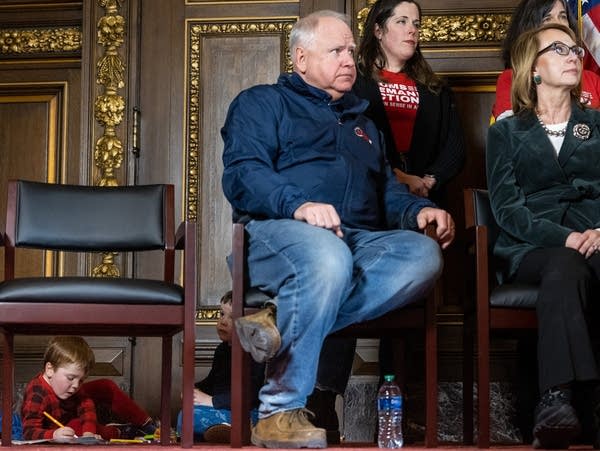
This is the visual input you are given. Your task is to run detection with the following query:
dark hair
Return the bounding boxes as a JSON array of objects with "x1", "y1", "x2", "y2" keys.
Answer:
[
  {"x1": 356, "y1": 0, "x2": 443, "y2": 93},
  {"x1": 220, "y1": 290, "x2": 232, "y2": 305},
  {"x1": 511, "y1": 23, "x2": 581, "y2": 114},
  {"x1": 502, "y1": 0, "x2": 577, "y2": 67}
]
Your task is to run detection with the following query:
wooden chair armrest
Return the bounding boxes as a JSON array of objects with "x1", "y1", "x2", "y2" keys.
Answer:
[{"x1": 423, "y1": 222, "x2": 436, "y2": 239}]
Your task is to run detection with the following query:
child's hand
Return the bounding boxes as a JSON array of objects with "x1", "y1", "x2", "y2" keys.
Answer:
[
  {"x1": 53, "y1": 426, "x2": 77, "y2": 439},
  {"x1": 193, "y1": 388, "x2": 213, "y2": 406},
  {"x1": 82, "y1": 432, "x2": 102, "y2": 439}
]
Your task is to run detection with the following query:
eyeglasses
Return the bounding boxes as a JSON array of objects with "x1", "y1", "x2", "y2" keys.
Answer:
[{"x1": 537, "y1": 41, "x2": 585, "y2": 59}]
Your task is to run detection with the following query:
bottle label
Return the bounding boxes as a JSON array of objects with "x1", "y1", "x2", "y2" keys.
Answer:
[{"x1": 378, "y1": 395, "x2": 403, "y2": 410}]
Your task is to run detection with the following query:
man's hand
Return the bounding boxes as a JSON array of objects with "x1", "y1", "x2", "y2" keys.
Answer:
[
  {"x1": 293, "y1": 202, "x2": 343, "y2": 237},
  {"x1": 416, "y1": 207, "x2": 455, "y2": 249}
]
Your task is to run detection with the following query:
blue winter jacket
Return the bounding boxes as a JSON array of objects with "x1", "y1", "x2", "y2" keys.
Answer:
[{"x1": 221, "y1": 72, "x2": 436, "y2": 231}]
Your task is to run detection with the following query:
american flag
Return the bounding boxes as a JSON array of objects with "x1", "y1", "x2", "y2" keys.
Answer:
[{"x1": 570, "y1": 0, "x2": 600, "y2": 73}]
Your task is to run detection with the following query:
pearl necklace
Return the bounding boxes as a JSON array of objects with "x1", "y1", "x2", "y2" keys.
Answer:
[{"x1": 536, "y1": 112, "x2": 567, "y2": 137}]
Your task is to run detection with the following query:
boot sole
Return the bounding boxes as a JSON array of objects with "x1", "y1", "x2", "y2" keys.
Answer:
[
  {"x1": 251, "y1": 433, "x2": 327, "y2": 448},
  {"x1": 235, "y1": 316, "x2": 281, "y2": 363}
]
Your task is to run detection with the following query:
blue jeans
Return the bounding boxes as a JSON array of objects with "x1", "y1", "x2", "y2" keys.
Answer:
[
  {"x1": 245, "y1": 219, "x2": 442, "y2": 417},
  {"x1": 0, "y1": 411, "x2": 23, "y2": 441},
  {"x1": 176, "y1": 406, "x2": 258, "y2": 440}
]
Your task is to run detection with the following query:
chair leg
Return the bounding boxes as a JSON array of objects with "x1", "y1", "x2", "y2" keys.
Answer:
[
  {"x1": 231, "y1": 329, "x2": 253, "y2": 447},
  {"x1": 1, "y1": 330, "x2": 14, "y2": 447},
  {"x1": 160, "y1": 336, "x2": 173, "y2": 446},
  {"x1": 424, "y1": 298, "x2": 438, "y2": 448},
  {"x1": 478, "y1": 319, "x2": 491, "y2": 448},
  {"x1": 180, "y1": 325, "x2": 196, "y2": 448},
  {"x1": 463, "y1": 315, "x2": 474, "y2": 445}
]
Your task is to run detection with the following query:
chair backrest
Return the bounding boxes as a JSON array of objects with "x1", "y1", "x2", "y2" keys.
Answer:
[
  {"x1": 6, "y1": 180, "x2": 172, "y2": 252},
  {"x1": 464, "y1": 188, "x2": 510, "y2": 285},
  {"x1": 465, "y1": 188, "x2": 500, "y2": 252}
]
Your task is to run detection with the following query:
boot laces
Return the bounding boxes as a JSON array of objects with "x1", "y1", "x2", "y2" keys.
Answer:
[{"x1": 285, "y1": 408, "x2": 314, "y2": 427}]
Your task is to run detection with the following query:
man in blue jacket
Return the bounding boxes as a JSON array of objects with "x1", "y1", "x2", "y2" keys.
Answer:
[{"x1": 221, "y1": 10, "x2": 455, "y2": 449}]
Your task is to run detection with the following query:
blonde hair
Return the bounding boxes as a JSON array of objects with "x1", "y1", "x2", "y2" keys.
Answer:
[
  {"x1": 44, "y1": 336, "x2": 95, "y2": 375},
  {"x1": 511, "y1": 23, "x2": 582, "y2": 115}
]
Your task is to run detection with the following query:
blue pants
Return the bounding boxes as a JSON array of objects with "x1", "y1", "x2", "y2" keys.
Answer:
[
  {"x1": 245, "y1": 219, "x2": 442, "y2": 417},
  {"x1": 176, "y1": 406, "x2": 258, "y2": 440},
  {"x1": 0, "y1": 411, "x2": 23, "y2": 440}
]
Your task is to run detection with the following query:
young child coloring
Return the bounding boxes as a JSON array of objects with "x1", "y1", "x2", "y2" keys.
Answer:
[
  {"x1": 176, "y1": 290, "x2": 265, "y2": 443},
  {"x1": 21, "y1": 336, "x2": 158, "y2": 441}
]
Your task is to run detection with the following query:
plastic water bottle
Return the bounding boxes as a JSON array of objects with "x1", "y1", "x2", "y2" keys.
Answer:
[{"x1": 377, "y1": 374, "x2": 403, "y2": 448}]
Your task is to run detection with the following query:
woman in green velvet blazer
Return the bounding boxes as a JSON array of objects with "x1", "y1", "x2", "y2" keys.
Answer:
[{"x1": 486, "y1": 23, "x2": 600, "y2": 449}]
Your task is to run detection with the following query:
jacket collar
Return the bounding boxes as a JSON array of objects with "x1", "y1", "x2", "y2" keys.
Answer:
[
  {"x1": 558, "y1": 104, "x2": 597, "y2": 165},
  {"x1": 278, "y1": 72, "x2": 369, "y2": 116},
  {"x1": 513, "y1": 103, "x2": 599, "y2": 167}
]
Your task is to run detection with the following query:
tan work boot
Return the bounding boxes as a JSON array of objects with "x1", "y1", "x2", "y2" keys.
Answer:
[
  {"x1": 251, "y1": 409, "x2": 327, "y2": 448},
  {"x1": 234, "y1": 305, "x2": 281, "y2": 363}
]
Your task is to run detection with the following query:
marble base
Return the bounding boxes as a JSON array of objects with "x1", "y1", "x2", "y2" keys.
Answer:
[
  {"x1": 342, "y1": 378, "x2": 523, "y2": 444},
  {"x1": 342, "y1": 375, "x2": 379, "y2": 442}
]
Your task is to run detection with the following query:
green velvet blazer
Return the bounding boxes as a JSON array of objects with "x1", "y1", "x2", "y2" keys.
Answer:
[{"x1": 486, "y1": 103, "x2": 600, "y2": 279}]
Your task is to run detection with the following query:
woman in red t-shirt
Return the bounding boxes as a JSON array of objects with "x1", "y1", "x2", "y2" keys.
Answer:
[
  {"x1": 352, "y1": 0, "x2": 465, "y2": 394},
  {"x1": 354, "y1": 0, "x2": 465, "y2": 204},
  {"x1": 491, "y1": 0, "x2": 600, "y2": 122}
]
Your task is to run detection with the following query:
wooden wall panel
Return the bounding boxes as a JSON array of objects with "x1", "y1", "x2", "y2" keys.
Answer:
[
  {"x1": 185, "y1": 19, "x2": 294, "y2": 307},
  {"x1": 199, "y1": 35, "x2": 282, "y2": 305},
  {"x1": 0, "y1": 86, "x2": 65, "y2": 281}
]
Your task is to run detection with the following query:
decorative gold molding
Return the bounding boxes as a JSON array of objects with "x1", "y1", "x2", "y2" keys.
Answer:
[
  {"x1": 92, "y1": 0, "x2": 126, "y2": 278},
  {"x1": 356, "y1": 10, "x2": 511, "y2": 44},
  {"x1": 195, "y1": 307, "x2": 221, "y2": 323},
  {"x1": 0, "y1": 27, "x2": 82, "y2": 55},
  {"x1": 185, "y1": 18, "x2": 295, "y2": 221},
  {"x1": 420, "y1": 14, "x2": 510, "y2": 43}
]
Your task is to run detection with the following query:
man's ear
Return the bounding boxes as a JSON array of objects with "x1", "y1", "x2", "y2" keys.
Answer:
[{"x1": 295, "y1": 47, "x2": 307, "y2": 73}]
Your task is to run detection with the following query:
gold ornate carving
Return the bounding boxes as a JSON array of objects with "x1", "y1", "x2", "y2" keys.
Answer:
[
  {"x1": 356, "y1": 9, "x2": 510, "y2": 43},
  {"x1": 0, "y1": 27, "x2": 82, "y2": 55},
  {"x1": 195, "y1": 308, "x2": 222, "y2": 323},
  {"x1": 91, "y1": 252, "x2": 120, "y2": 277},
  {"x1": 185, "y1": 19, "x2": 295, "y2": 221},
  {"x1": 92, "y1": 0, "x2": 127, "y2": 277},
  {"x1": 420, "y1": 14, "x2": 510, "y2": 43}
]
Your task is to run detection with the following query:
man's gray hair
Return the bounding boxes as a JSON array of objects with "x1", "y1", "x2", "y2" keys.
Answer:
[{"x1": 290, "y1": 10, "x2": 351, "y2": 55}]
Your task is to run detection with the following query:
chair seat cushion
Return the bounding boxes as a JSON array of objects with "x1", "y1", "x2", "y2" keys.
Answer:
[
  {"x1": 490, "y1": 283, "x2": 538, "y2": 308},
  {"x1": 0, "y1": 277, "x2": 183, "y2": 304}
]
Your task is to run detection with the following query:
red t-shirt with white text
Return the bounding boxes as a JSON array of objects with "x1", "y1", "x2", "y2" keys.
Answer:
[{"x1": 378, "y1": 70, "x2": 419, "y2": 153}]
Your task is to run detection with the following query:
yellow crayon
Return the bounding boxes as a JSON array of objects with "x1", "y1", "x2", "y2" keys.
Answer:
[{"x1": 109, "y1": 438, "x2": 146, "y2": 443}]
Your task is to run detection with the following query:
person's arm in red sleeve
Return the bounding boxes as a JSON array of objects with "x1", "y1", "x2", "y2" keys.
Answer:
[
  {"x1": 21, "y1": 378, "x2": 58, "y2": 440},
  {"x1": 77, "y1": 396, "x2": 98, "y2": 435},
  {"x1": 491, "y1": 69, "x2": 513, "y2": 123}
]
